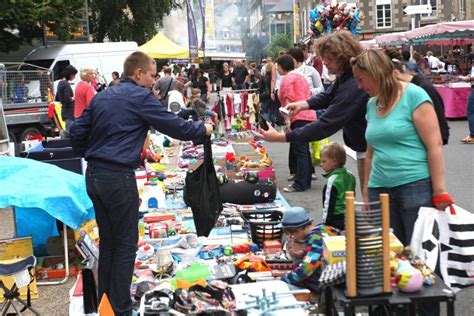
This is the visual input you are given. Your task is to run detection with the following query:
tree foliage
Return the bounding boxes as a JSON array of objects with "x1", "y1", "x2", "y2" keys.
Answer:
[
  {"x1": 268, "y1": 33, "x2": 292, "y2": 60},
  {"x1": 0, "y1": 0, "x2": 84, "y2": 53},
  {"x1": 88, "y1": 0, "x2": 181, "y2": 45}
]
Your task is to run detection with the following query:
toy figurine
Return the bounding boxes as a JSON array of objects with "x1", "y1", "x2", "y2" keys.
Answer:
[{"x1": 395, "y1": 258, "x2": 424, "y2": 292}]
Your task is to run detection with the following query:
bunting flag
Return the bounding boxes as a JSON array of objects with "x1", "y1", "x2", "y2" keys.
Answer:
[{"x1": 186, "y1": 0, "x2": 199, "y2": 58}]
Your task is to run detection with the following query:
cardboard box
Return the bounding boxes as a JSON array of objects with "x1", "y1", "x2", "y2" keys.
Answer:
[
  {"x1": 263, "y1": 240, "x2": 282, "y2": 255},
  {"x1": 322, "y1": 233, "x2": 404, "y2": 264},
  {"x1": 35, "y1": 256, "x2": 81, "y2": 280},
  {"x1": 0, "y1": 236, "x2": 33, "y2": 260}
]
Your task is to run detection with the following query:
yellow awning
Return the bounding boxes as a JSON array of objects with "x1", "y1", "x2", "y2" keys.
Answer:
[{"x1": 139, "y1": 32, "x2": 204, "y2": 59}]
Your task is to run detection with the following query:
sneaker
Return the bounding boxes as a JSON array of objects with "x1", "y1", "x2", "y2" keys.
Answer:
[
  {"x1": 311, "y1": 174, "x2": 318, "y2": 181},
  {"x1": 287, "y1": 174, "x2": 295, "y2": 181},
  {"x1": 283, "y1": 186, "x2": 304, "y2": 193}
]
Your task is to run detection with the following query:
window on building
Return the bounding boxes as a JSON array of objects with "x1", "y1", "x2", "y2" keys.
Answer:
[
  {"x1": 376, "y1": 0, "x2": 392, "y2": 29},
  {"x1": 420, "y1": 0, "x2": 437, "y2": 17},
  {"x1": 277, "y1": 23, "x2": 285, "y2": 34}
]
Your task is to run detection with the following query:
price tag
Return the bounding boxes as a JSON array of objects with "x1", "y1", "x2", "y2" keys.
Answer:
[{"x1": 13, "y1": 269, "x2": 30, "y2": 288}]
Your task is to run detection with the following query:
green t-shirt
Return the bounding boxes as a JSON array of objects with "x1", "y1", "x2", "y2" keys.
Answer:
[{"x1": 366, "y1": 83, "x2": 433, "y2": 188}]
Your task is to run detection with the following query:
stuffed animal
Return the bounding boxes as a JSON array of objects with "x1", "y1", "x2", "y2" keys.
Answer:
[{"x1": 395, "y1": 258, "x2": 424, "y2": 292}]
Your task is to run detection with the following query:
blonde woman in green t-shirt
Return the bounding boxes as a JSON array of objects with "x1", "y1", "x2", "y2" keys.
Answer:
[{"x1": 351, "y1": 49, "x2": 453, "y2": 247}]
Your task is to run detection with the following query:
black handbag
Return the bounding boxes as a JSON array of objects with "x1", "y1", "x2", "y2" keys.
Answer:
[
  {"x1": 183, "y1": 137, "x2": 223, "y2": 237},
  {"x1": 219, "y1": 179, "x2": 277, "y2": 204}
]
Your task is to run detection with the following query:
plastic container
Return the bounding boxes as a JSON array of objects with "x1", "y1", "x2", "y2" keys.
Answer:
[
  {"x1": 172, "y1": 263, "x2": 211, "y2": 289},
  {"x1": 241, "y1": 210, "x2": 283, "y2": 247},
  {"x1": 139, "y1": 182, "x2": 166, "y2": 211}
]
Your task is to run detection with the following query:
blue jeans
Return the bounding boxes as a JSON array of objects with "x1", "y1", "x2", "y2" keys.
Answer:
[
  {"x1": 368, "y1": 177, "x2": 433, "y2": 246},
  {"x1": 467, "y1": 87, "x2": 474, "y2": 138},
  {"x1": 288, "y1": 120, "x2": 312, "y2": 191},
  {"x1": 369, "y1": 177, "x2": 438, "y2": 316},
  {"x1": 86, "y1": 165, "x2": 139, "y2": 316}
]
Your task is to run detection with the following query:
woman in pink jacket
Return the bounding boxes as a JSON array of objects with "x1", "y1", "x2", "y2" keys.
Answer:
[{"x1": 276, "y1": 54, "x2": 316, "y2": 192}]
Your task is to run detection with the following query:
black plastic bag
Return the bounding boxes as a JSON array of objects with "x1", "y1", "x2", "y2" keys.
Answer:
[{"x1": 183, "y1": 137, "x2": 223, "y2": 236}]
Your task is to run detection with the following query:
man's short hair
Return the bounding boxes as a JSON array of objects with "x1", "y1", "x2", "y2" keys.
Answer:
[
  {"x1": 320, "y1": 142, "x2": 347, "y2": 167},
  {"x1": 123, "y1": 52, "x2": 155, "y2": 77},
  {"x1": 287, "y1": 47, "x2": 305, "y2": 63},
  {"x1": 175, "y1": 81, "x2": 184, "y2": 91},
  {"x1": 163, "y1": 67, "x2": 172, "y2": 74},
  {"x1": 401, "y1": 50, "x2": 411, "y2": 62}
]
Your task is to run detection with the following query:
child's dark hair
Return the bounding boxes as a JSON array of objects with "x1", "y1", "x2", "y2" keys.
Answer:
[
  {"x1": 274, "y1": 54, "x2": 295, "y2": 72},
  {"x1": 320, "y1": 142, "x2": 347, "y2": 167}
]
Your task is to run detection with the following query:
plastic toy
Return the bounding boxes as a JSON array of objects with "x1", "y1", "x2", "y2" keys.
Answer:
[{"x1": 395, "y1": 259, "x2": 424, "y2": 292}]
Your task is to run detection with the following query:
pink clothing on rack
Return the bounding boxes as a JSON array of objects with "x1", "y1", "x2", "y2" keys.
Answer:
[
  {"x1": 279, "y1": 72, "x2": 316, "y2": 123},
  {"x1": 241, "y1": 92, "x2": 248, "y2": 115}
]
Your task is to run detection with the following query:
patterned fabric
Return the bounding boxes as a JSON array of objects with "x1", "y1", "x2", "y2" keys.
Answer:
[{"x1": 281, "y1": 225, "x2": 338, "y2": 286}]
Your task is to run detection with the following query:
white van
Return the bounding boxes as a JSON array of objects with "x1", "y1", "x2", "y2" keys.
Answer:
[{"x1": 20, "y1": 42, "x2": 138, "y2": 90}]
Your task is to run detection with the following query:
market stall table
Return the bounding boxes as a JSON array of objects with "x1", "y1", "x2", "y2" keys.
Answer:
[
  {"x1": 435, "y1": 85, "x2": 471, "y2": 118},
  {"x1": 324, "y1": 277, "x2": 456, "y2": 316}
]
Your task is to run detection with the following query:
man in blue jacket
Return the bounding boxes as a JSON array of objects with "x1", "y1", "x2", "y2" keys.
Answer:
[
  {"x1": 70, "y1": 51, "x2": 213, "y2": 316},
  {"x1": 254, "y1": 31, "x2": 369, "y2": 189}
]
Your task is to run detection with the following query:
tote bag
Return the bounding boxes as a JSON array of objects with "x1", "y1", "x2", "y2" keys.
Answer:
[
  {"x1": 411, "y1": 205, "x2": 474, "y2": 292},
  {"x1": 183, "y1": 137, "x2": 223, "y2": 237}
]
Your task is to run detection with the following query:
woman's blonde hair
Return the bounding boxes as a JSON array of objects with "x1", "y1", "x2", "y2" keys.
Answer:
[
  {"x1": 79, "y1": 67, "x2": 94, "y2": 80},
  {"x1": 315, "y1": 30, "x2": 363, "y2": 73},
  {"x1": 351, "y1": 49, "x2": 401, "y2": 111}
]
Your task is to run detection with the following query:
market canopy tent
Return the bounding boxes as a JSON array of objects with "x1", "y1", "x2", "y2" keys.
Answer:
[
  {"x1": 139, "y1": 32, "x2": 204, "y2": 59},
  {"x1": 375, "y1": 31, "x2": 408, "y2": 46},
  {"x1": 406, "y1": 20, "x2": 474, "y2": 45},
  {"x1": 360, "y1": 39, "x2": 379, "y2": 49}
]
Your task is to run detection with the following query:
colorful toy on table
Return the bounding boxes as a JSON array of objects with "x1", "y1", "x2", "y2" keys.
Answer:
[
  {"x1": 263, "y1": 240, "x2": 282, "y2": 255},
  {"x1": 225, "y1": 151, "x2": 236, "y2": 171},
  {"x1": 172, "y1": 263, "x2": 211, "y2": 289},
  {"x1": 143, "y1": 212, "x2": 176, "y2": 223},
  {"x1": 148, "y1": 222, "x2": 168, "y2": 239},
  {"x1": 136, "y1": 244, "x2": 155, "y2": 261},
  {"x1": 395, "y1": 258, "x2": 424, "y2": 293},
  {"x1": 234, "y1": 253, "x2": 271, "y2": 272},
  {"x1": 236, "y1": 155, "x2": 272, "y2": 170},
  {"x1": 139, "y1": 181, "x2": 167, "y2": 211},
  {"x1": 199, "y1": 245, "x2": 224, "y2": 260}
]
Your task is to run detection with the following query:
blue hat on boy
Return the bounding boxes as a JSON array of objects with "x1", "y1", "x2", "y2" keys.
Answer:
[{"x1": 280, "y1": 207, "x2": 312, "y2": 228}]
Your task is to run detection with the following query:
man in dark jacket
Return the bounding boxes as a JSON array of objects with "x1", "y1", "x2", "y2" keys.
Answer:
[
  {"x1": 70, "y1": 52, "x2": 213, "y2": 316},
  {"x1": 255, "y1": 31, "x2": 369, "y2": 188}
]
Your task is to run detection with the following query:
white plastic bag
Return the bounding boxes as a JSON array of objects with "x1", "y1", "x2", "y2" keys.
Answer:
[{"x1": 411, "y1": 205, "x2": 474, "y2": 292}]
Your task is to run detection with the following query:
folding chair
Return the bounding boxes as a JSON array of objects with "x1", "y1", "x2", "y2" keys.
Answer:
[{"x1": 0, "y1": 256, "x2": 39, "y2": 315}]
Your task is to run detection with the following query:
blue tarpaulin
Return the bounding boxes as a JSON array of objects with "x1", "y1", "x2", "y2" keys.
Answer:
[{"x1": 0, "y1": 156, "x2": 94, "y2": 254}]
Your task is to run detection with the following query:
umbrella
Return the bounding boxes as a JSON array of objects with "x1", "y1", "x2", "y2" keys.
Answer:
[
  {"x1": 375, "y1": 31, "x2": 408, "y2": 46},
  {"x1": 360, "y1": 39, "x2": 379, "y2": 49},
  {"x1": 406, "y1": 20, "x2": 474, "y2": 45}
]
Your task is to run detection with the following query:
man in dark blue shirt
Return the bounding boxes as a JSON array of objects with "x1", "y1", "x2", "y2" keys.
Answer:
[
  {"x1": 70, "y1": 52, "x2": 212, "y2": 316},
  {"x1": 254, "y1": 31, "x2": 368, "y2": 190}
]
